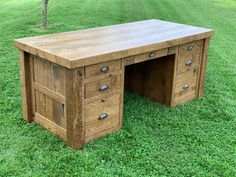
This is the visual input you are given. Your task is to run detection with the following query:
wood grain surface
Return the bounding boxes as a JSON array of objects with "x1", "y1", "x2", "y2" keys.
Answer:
[{"x1": 13, "y1": 19, "x2": 214, "y2": 68}]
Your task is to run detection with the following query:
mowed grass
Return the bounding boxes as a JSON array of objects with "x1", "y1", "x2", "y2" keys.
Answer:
[{"x1": 0, "y1": 0, "x2": 236, "y2": 176}]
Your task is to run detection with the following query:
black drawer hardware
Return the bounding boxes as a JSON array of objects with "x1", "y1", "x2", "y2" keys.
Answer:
[
  {"x1": 98, "y1": 113, "x2": 108, "y2": 120},
  {"x1": 183, "y1": 84, "x2": 190, "y2": 90},
  {"x1": 100, "y1": 66, "x2": 109, "y2": 73},
  {"x1": 99, "y1": 84, "x2": 109, "y2": 91},
  {"x1": 187, "y1": 46, "x2": 193, "y2": 51},
  {"x1": 149, "y1": 52, "x2": 155, "y2": 58},
  {"x1": 186, "y1": 60, "x2": 193, "y2": 66}
]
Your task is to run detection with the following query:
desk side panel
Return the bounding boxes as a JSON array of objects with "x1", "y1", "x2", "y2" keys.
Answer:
[{"x1": 30, "y1": 55, "x2": 67, "y2": 141}]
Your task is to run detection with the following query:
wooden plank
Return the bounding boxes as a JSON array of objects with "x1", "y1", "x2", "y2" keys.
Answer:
[
  {"x1": 119, "y1": 59, "x2": 125, "y2": 129},
  {"x1": 52, "y1": 100, "x2": 66, "y2": 129},
  {"x1": 169, "y1": 48, "x2": 178, "y2": 106},
  {"x1": 33, "y1": 56, "x2": 53, "y2": 89},
  {"x1": 44, "y1": 60, "x2": 53, "y2": 90},
  {"x1": 44, "y1": 95, "x2": 53, "y2": 121},
  {"x1": 65, "y1": 68, "x2": 85, "y2": 149},
  {"x1": 18, "y1": 50, "x2": 33, "y2": 122},
  {"x1": 35, "y1": 113, "x2": 66, "y2": 140},
  {"x1": 13, "y1": 20, "x2": 214, "y2": 68},
  {"x1": 52, "y1": 64, "x2": 65, "y2": 96},
  {"x1": 33, "y1": 82, "x2": 65, "y2": 104},
  {"x1": 35, "y1": 57, "x2": 45, "y2": 86},
  {"x1": 29, "y1": 56, "x2": 36, "y2": 118},
  {"x1": 197, "y1": 38, "x2": 210, "y2": 97},
  {"x1": 36, "y1": 91, "x2": 46, "y2": 117}
]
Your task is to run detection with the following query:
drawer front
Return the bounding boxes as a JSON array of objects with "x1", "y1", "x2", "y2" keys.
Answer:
[
  {"x1": 85, "y1": 74, "x2": 121, "y2": 99},
  {"x1": 177, "y1": 52, "x2": 202, "y2": 73},
  {"x1": 179, "y1": 40, "x2": 203, "y2": 54},
  {"x1": 84, "y1": 93, "x2": 120, "y2": 139},
  {"x1": 177, "y1": 40, "x2": 203, "y2": 73},
  {"x1": 174, "y1": 67, "x2": 199, "y2": 103},
  {"x1": 85, "y1": 60, "x2": 121, "y2": 79},
  {"x1": 125, "y1": 48, "x2": 168, "y2": 65}
]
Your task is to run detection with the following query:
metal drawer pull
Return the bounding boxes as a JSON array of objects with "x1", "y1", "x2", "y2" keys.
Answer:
[
  {"x1": 100, "y1": 66, "x2": 109, "y2": 73},
  {"x1": 98, "y1": 113, "x2": 108, "y2": 120},
  {"x1": 99, "y1": 84, "x2": 109, "y2": 91},
  {"x1": 188, "y1": 46, "x2": 193, "y2": 51},
  {"x1": 186, "y1": 60, "x2": 193, "y2": 66},
  {"x1": 149, "y1": 52, "x2": 155, "y2": 58},
  {"x1": 183, "y1": 84, "x2": 190, "y2": 90}
]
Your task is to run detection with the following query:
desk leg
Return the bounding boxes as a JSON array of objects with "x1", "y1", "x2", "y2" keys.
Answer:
[
  {"x1": 169, "y1": 53, "x2": 178, "y2": 107},
  {"x1": 65, "y1": 68, "x2": 85, "y2": 149},
  {"x1": 197, "y1": 38, "x2": 210, "y2": 98},
  {"x1": 18, "y1": 50, "x2": 34, "y2": 122},
  {"x1": 119, "y1": 60, "x2": 125, "y2": 129}
]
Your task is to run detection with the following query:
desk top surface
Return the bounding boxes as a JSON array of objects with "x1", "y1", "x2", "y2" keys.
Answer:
[{"x1": 14, "y1": 19, "x2": 214, "y2": 68}]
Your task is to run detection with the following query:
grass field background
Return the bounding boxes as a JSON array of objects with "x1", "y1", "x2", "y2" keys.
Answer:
[{"x1": 0, "y1": 0, "x2": 236, "y2": 176}]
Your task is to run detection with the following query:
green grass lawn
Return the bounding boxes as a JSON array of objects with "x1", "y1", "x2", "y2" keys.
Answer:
[{"x1": 0, "y1": 0, "x2": 236, "y2": 176}]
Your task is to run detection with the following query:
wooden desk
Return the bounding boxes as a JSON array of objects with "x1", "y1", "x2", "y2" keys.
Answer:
[{"x1": 13, "y1": 20, "x2": 214, "y2": 149}]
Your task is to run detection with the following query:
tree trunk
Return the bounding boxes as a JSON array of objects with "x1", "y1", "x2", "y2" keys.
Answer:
[{"x1": 42, "y1": 0, "x2": 49, "y2": 28}]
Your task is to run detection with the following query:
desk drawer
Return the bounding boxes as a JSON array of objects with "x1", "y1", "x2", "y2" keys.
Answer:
[
  {"x1": 174, "y1": 67, "x2": 199, "y2": 104},
  {"x1": 85, "y1": 60, "x2": 121, "y2": 79},
  {"x1": 125, "y1": 48, "x2": 168, "y2": 65},
  {"x1": 179, "y1": 40, "x2": 203, "y2": 54},
  {"x1": 85, "y1": 74, "x2": 121, "y2": 99},
  {"x1": 177, "y1": 53, "x2": 202, "y2": 73},
  {"x1": 177, "y1": 40, "x2": 203, "y2": 73},
  {"x1": 84, "y1": 93, "x2": 120, "y2": 140}
]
